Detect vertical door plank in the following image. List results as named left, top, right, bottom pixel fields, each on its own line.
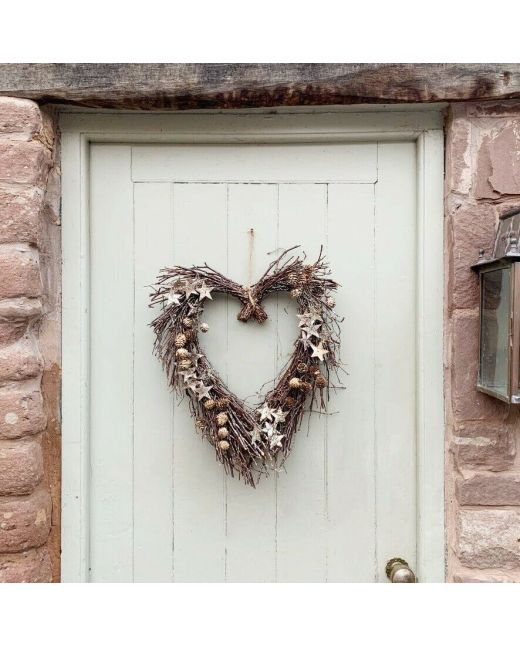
left=172, top=183, right=228, bottom=582
left=374, top=142, right=417, bottom=580
left=276, top=183, right=328, bottom=582
left=225, top=184, right=278, bottom=582
left=89, top=145, right=134, bottom=581
left=327, top=183, right=377, bottom=582
left=133, top=182, right=174, bottom=581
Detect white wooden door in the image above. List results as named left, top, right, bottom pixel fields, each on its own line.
left=61, top=111, right=444, bottom=582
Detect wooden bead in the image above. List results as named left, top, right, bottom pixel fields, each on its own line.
left=315, top=373, right=327, bottom=388
left=216, top=397, right=230, bottom=410
left=216, top=412, right=228, bottom=426
left=175, top=333, right=187, bottom=348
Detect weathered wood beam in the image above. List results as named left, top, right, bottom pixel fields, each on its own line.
left=0, top=64, right=519, bottom=110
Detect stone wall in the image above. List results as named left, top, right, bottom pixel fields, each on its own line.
left=2, top=96, right=520, bottom=582
left=446, top=101, right=520, bottom=582
left=0, top=98, right=59, bottom=582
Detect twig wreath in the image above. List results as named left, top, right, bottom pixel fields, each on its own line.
left=150, top=247, right=342, bottom=487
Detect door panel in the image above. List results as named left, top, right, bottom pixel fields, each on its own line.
left=131, top=142, right=377, bottom=183
left=133, top=182, right=175, bottom=582
left=90, top=146, right=134, bottom=581
left=276, top=183, right=327, bottom=582
left=88, top=139, right=418, bottom=582
left=326, top=183, right=377, bottom=582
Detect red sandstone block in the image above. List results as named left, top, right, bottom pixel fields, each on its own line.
left=0, top=246, right=41, bottom=299
left=0, top=341, right=43, bottom=383
left=0, top=320, right=27, bottom=346
left=0, top=545, right=51, bottom=583
left=456, top=472, right=520, bottom=506
left=0, top=297, right=42, bottom=320
left=467, top=101, right=520, bottom=118
left=447, top=203, right=498, bottom=311
left=0, top=98, right=42, bottom=139
left=458, top=509, right=520, bottom=569
left=0, top=440, right=43, bottom=495
left=0, top=187, right=43, bottom=244
left=452, top=423, right=515, bottom=471
left=450, top=310, right=509, bottom=422
left=453, top=569, right=520, bottom=583
left=0, top=488, right=51, bottom=553
left=0, top=141, right=47, bottom=186
left=0, top=389, right=46, bottom=439
left=445, top=109, right=472, bottom=196
left=475, top=122, right=520, bottom=200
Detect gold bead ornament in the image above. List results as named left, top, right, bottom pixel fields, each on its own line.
left=204, top=399, right=217, bottom=410
left=217, top=427, right=229, bottom=439
left=175, top=348, right=190, bottom=359
left=289, top=377, right=302, bottom=390
left=178, top=359, right=192, bottom=371
left=218, top=440, right=230, bottom=451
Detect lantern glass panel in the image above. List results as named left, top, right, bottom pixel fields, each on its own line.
left=480, top=267, right=511, bottom=398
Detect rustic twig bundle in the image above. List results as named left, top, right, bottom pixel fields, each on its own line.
left=150, top=247, right=342, bottom=487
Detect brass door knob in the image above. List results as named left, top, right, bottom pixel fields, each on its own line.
left=385, top=558, right=416, bottom=583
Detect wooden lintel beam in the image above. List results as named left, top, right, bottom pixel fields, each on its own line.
left=0, top=63, right=519, bottom=110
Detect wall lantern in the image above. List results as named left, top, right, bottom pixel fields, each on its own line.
left=472, top=209, right=520, bottom=403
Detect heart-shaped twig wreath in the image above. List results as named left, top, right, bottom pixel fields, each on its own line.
left=150, top=247, right=342, bottom=487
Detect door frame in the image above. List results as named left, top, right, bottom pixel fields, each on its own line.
left=60, top=107, right=445, bottom=582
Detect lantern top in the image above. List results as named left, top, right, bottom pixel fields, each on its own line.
left=473, top=208, right=520, bottom=271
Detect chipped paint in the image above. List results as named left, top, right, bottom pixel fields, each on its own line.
left=34, top=508, right=47, bottom=525
left=453, top=436, right=494, bottom=447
